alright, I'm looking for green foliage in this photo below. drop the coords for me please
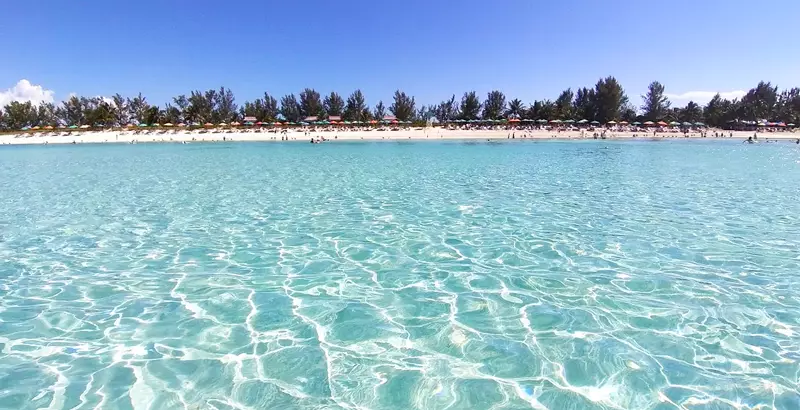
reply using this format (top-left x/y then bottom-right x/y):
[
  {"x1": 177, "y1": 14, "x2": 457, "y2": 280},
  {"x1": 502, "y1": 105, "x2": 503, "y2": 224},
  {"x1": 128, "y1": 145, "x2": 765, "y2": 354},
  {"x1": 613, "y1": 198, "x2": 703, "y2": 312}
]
[
  {"x1": 572, "y1": 87, "x2": 595, "y2": 121},
  {"x1": 389, "y1": 90, "x2": 416, "y2": 121},
  {"x1": 641, "y1": 81, "x2": 671, "y2": 121},
  {"x1": 554, "y1": 89, "x2": 574, "y2": 120},
  {"x1": 507, "y1": 98, "x2": 524, "y2": 118},
  {"x1": 434, "y1": 95, "x2": 458, "y2": 123},
  {"x1": 373, "y1": 100, "x2": 386, "y2": 120},
  {"x1": 241, "y1": 92, "x2": 279, "y2": 122},
  {"x1": 323, "y1": 92, "x2": 345, "y2": 118},
  {"x1": 2, "y1": 101, "x2": 38, "y2": 129},
  {"x1": 591, "y1": 76, "x2": 628, "y2": 123},
  {"x1": 279, "y1": 94, "x2": 301, "y2": 122},
  {"x1": 4, "y1": 79, "x2": 800, "y2": 131},
  {"x1": 343, "y1": 90, "x2": 368, "y2": 121},
  {"x1": 482, "y1": 90, "x2": 506, "y2": 119},
  {"x1": 459, "y1": 91, "x2": 481, "y2": 120},
  {"x1": 299, "y1": 88, "x2": 324, "y2": 119}
]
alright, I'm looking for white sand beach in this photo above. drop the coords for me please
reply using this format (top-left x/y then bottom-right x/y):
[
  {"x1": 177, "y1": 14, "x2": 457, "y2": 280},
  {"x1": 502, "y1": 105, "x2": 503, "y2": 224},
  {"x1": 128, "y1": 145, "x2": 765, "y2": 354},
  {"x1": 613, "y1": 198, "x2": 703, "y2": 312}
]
[{"x1": 0, "y1": 127, "x2": 797, "y2": 146}]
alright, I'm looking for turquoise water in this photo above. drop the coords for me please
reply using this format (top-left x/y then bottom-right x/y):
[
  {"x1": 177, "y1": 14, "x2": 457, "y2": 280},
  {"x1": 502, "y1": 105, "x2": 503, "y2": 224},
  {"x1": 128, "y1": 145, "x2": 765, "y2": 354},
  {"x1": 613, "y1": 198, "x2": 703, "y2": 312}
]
[{"x1": 1, "y1": 140, "x2": 799, "y2": 410}]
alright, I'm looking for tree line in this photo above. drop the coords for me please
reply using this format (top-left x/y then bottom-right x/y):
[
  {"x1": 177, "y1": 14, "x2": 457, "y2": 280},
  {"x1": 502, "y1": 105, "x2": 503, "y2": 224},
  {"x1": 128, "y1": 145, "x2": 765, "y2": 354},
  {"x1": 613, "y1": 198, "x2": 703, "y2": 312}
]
[{"x1": 1, "y1": 78, "x2": 798, "y2": 130}]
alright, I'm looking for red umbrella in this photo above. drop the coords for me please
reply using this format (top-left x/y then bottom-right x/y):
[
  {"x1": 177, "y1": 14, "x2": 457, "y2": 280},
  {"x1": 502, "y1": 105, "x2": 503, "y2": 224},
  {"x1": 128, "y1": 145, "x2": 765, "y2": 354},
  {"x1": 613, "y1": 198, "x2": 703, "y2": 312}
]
[
  {"x1": 656, "y1": 121, "x2": 668, "y2": 126},
  {"x1": 274, "y1": 122, "x2": 282, "y2": 126},
  {"x1": 369, "y1": 120, "x2": 378, "y2": 124},
  {"x1": 255, "y1": 121, "x2": 263, "y2": 125},
  {"x1": 508, "y1": 118, "x2": 521, "y2": 123},
  {"x1": 330, "y1": 120, "x2": 338, "y2": 124},
  {"x1": 391, "y1": 120, "x2": 398, "y2": 124}
]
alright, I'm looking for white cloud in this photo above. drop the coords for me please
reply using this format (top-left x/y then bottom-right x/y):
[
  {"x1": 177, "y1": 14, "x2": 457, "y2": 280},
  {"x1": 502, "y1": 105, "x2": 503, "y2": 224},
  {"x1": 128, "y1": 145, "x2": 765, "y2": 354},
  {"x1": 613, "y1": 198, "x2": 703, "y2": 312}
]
[
  {"x1": 666, "y1": 90, "x2": 747, "y2": 105},
  {"x1": 0, "y1": 79, "x2": 55, "y2": 107}
]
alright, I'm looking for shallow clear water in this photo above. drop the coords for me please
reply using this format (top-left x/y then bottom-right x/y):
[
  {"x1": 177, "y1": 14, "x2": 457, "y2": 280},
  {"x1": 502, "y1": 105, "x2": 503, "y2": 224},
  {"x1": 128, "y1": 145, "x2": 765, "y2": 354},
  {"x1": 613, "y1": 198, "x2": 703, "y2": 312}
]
[{"x1": 1, "y1": 140, "x2": 799, "y2": 410}]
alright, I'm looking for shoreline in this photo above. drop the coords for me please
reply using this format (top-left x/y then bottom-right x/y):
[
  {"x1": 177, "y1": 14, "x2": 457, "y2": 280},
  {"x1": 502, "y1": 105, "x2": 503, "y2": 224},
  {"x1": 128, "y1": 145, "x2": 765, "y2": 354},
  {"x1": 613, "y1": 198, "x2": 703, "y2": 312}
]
[{"x1": 1, "y1": 128, "x2": 797, "y2": 146}]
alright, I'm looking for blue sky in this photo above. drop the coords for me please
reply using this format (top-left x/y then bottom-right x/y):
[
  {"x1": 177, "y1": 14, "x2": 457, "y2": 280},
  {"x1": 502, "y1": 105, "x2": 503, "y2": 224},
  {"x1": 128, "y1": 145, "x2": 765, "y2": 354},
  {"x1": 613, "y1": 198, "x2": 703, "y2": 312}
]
[{"x1": 2, "y1": 0, "x2": 799, "y2": 108}]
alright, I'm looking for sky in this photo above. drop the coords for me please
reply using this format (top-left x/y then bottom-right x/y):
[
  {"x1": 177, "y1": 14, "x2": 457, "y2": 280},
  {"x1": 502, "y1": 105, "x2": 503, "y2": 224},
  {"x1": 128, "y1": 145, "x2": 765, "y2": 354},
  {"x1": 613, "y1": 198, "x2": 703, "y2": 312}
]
[{"x1": 2, "y1": 0, "x2": 799, "y2": 109}]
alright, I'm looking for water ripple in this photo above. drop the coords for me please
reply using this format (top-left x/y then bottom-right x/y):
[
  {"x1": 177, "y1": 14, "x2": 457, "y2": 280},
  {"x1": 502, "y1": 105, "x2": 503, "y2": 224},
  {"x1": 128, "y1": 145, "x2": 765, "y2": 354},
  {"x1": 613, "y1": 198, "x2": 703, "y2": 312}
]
[{"x1": 1, "y1": 140, "x2": 799, "y2": 409}]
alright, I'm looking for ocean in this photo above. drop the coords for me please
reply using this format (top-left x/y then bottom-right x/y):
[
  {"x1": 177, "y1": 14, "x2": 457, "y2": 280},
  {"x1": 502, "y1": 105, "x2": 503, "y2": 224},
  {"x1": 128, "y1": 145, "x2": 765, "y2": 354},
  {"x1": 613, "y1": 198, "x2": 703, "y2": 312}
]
[{"x1": 1, "y1": 140, "x2": 798, "y2": 409}]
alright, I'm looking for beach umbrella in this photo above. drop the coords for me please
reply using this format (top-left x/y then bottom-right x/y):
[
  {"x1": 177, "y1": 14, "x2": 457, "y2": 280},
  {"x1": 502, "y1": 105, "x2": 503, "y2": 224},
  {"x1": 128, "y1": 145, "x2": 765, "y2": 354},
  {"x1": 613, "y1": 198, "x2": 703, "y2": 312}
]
[
  {"x1": 274, "y1": 122, "x2": 283, "y2": 126},
  {"x1": 619, "y1": 121, "x2": 628, "y2": 125},
  {"x1": 787, "y1": 123, "x2": 796, "y2": 127},
  {"x1": 230, "y1": 122, "x2": 240, "y2": 126},
  {"x1": 69, "y1": 125, "x2": 79, "y2": 129},
  {"x1": 138, "y1": 123, "x2": 147, "y2": 127},
  {"x1": 218, "y1": 122, "x2": 227, "y2": 126},
  {"x1": 777, "y1": 122, "x2": 786, "y2": 127},
  {"x1": 550, "y1": 119, "x2": 562, "y2": 124},
  {"x1": 243, "y1": 121, "x2": 253, "y2": 126},
  {"x1": 607, "y1": 120, "x2": 617, "y2": 125},
  {"x1": 288, "y1": 122, "x2": 296, "y2": 125},
  {"x1": 44, "y1": 125, "x2": 54, "y2": 130},
  {"x1": 656, "y1": 121, "x2": 668, "y2": 126},
  {"x1": 536, "y1": 119, "x2": 547, "y2": 123},
  {"x1": 563, "y1": 119, "x2": 575, "y2": 123},
  {"x1": 391, "y1": 120, "x2": 399, "y2": 124},
  {"x1": 643, "y1": 121, "x2": 654, "y2": 125},
  {"x1": 682, "y1": 122, "x2": 692, "y2": 126},
  {"x1": 590, "y1": 120, "x2": 600, "y2": 125},
  {"x1": 632, "y1": 121, "x2": 641, "y2": 125},
  {"x1": 79, "y1": 125, "x2": 90, "y2": 129},
  {"x1": 163, "y1": 123, "x2": 173, "y2": 127},
  {"x1": 204, "y1": 122, "x2": 213, "y2": 127},
  {"x1": 127, "y1": 123, "x2": 136, "y2": 127},
  {"x1": 178, "y1": 123, "x2": 186, "y2": 127},
  {"x1": 31, "y1": 126, "x2": 41, "y2": 130},
  {"x1": 152, "y1": 123, "x2": 160, "y2": 127},
  {"x1": 343, "y1": 121, "x2": 351, "y2": 125},
  {"x1": 21, "y1": 126, "x2": 30, "y2": 131},
  {"x1": 577, "y1": 119, "x2": 588, "y2": 124},
  {"x1": 669, "y1": 121, "x2": 680, "y2": 126},
  {"x1": 694, "y1": 122, "x2": 705, "y2": 126},
  {"x1": 508, "y1": 118, "x2": 521, "y2": 123}
]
